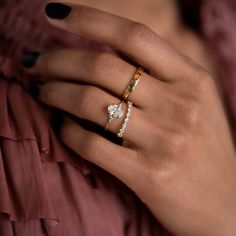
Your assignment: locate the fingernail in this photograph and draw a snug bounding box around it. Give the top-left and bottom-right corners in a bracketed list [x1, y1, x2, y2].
[28, 82, 42, 97]
[45, 2, 72, 19]
[21, 52, 39, 68]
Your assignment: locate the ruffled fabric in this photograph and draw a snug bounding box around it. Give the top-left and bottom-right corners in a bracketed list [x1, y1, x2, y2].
[0, 78, 86, 232]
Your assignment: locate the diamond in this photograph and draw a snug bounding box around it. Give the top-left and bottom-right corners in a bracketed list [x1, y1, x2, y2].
[108, 104, 124, 122]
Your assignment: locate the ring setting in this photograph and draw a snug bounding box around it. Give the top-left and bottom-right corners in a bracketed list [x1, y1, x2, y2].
[107, 102, 124, 123]
[105, 101, 124, 130]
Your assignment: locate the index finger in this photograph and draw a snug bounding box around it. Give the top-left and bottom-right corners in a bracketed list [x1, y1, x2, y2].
[45, 1, 197, 81]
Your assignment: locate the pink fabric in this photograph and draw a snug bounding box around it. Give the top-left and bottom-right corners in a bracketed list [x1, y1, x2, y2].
[201, 0, 236, 136]
[0, 0, 236, 235]
[0, 0, 167, 235]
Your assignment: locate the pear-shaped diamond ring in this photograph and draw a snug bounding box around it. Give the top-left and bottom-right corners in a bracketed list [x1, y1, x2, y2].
[105, 101, 124, 130]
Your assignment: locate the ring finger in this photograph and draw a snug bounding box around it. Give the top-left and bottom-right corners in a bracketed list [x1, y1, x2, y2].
[37, 81, 146, 144]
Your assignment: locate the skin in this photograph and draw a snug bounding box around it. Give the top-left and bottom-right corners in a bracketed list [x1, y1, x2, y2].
[22, 1, 236, 235]
[62, 0, 214, 73]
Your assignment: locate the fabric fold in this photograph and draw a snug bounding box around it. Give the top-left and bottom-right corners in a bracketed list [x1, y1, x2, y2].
[0, 78, 58, 232]
[0, 77, 95, 233]
[0, 79, 49, 143]
[0, 138, 59, 232]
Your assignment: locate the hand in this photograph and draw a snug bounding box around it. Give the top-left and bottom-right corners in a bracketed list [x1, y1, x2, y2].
[22, 2, 236, 235]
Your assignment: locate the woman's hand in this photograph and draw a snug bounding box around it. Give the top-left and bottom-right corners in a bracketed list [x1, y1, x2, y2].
[22, 2, 236, 235]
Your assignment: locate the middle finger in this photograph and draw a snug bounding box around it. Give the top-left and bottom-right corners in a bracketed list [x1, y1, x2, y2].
[23, 49, 160, 108]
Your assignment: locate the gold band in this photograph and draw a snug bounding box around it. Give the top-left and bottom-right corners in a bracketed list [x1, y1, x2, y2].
[122, 66, 144, 101]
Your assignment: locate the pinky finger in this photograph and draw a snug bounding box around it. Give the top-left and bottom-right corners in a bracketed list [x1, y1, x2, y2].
[60, 118, 141, 185]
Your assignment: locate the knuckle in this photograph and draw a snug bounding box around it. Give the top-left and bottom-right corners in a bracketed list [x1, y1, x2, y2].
[126, 22, 152, 45]
[191, 68, 214, 94]
[199, 73, 215, 92]
[170, 95, 202, 131]
[149, 164, 179, 195]
[181, 100, 201, 129]
[163, 131, 188, 156]
[150, 127, 187, 158]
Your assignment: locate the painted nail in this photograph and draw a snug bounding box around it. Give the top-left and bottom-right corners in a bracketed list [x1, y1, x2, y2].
[21, 52, 39, 68]
[45, 3, 72, 19]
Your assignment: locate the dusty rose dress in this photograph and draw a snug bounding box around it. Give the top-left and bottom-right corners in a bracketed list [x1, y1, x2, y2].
[0, 0, 235, 235]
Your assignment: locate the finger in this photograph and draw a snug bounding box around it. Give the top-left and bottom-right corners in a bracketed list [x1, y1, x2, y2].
[38, 81, 146, 144]
[44, 2, 198, 81]
[60, 118, 142, 188]
[23, 49, 158, 108]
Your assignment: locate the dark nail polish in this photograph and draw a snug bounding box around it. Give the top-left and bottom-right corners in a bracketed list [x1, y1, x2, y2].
[45, 3, 71, 19]
[28, 83, 42, 97]
[21, 52, 39, 68]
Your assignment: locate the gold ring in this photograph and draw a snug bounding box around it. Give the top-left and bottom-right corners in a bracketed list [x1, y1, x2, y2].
[122, 66, 144, 101]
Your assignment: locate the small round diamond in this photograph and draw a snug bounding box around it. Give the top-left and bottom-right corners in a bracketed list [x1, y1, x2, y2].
[117, 101, 133, 138]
